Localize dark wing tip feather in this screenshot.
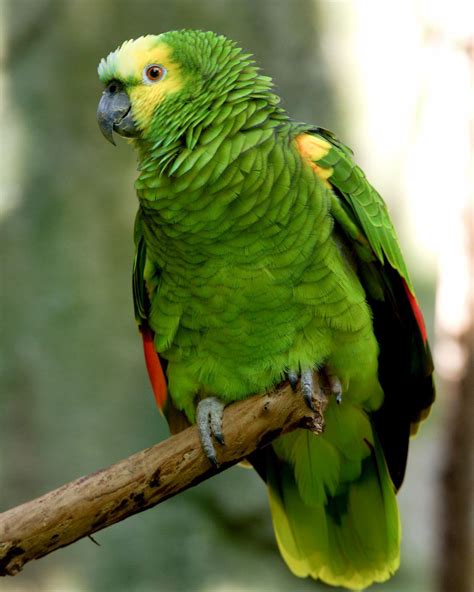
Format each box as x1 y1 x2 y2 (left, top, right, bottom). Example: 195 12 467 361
302 128 435 489
133 229 168 411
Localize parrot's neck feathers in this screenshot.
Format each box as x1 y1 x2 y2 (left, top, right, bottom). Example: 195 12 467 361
135 67 289 176
144 105 286 174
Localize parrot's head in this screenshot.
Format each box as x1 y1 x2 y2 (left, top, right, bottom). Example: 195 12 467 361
97 30 276 147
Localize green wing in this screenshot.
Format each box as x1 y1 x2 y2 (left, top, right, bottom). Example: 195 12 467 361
132 211 189 432
132 214 149 327
311 127 413 291
298 128 435 489
132 211 169 411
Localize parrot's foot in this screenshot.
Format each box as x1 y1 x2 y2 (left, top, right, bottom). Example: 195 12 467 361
286 368 324 411
287 370 299 392
285 367 343 408
301 369 320 411
196 397 226 467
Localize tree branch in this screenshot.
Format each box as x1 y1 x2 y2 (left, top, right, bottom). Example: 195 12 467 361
0 380 327 577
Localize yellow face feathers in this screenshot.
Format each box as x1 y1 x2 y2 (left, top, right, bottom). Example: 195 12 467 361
98 30 279 143
127 44 183 133
98 35 173 83
98 35 184 133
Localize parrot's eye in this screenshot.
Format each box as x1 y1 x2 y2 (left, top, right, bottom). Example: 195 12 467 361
144 64 166 83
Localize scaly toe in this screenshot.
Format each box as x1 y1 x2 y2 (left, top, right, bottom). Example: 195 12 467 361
301 369 317 411
196 397 226 466
286 370 299 392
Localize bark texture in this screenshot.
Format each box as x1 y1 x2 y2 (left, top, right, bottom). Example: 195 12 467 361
0 381 327 577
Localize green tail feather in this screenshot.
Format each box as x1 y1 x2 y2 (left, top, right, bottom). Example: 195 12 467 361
268 406 400 590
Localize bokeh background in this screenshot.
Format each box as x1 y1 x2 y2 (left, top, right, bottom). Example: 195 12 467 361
1 1 472 591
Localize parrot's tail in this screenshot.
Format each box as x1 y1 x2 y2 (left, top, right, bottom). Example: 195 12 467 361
266 402 400 590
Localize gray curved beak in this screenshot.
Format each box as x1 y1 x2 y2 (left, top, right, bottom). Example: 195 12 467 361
97 81 138 145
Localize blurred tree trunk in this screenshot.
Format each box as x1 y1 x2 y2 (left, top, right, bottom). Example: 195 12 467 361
437 206 474 592
436 37 474 592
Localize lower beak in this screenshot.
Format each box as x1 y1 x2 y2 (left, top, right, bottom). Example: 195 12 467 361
97 81 138 145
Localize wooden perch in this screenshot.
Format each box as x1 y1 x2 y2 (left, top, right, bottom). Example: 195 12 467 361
0 380 327 577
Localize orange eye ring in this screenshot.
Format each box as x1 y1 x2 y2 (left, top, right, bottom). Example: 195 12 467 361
144 64 166 83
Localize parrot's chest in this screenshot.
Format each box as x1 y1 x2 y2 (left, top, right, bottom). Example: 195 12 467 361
154 259 304 360
150 253 379 421
149 233 376 413
138 140 378 411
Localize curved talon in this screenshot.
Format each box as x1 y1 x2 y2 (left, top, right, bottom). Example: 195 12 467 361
210 405 225 446
301 369 316 411
290 367 342 410
286 370 299 392
196 397 225 467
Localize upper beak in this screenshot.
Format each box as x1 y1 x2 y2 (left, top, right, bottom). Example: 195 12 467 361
97 81 138 145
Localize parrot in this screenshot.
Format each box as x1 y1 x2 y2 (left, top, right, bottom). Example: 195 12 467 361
97 30 435 590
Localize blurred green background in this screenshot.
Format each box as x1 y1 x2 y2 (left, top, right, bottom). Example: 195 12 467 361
1 1 446 591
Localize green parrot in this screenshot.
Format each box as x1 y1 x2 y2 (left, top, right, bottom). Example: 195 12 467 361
97 30 435 590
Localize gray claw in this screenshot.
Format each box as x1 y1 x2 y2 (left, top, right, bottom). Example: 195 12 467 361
287 370 299 392
290 367 342 410
196 397 226 467
210 406 225 446
301 369 315 411
207 454 218 468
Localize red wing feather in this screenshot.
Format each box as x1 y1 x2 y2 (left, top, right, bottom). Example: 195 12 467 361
401 278 428 345
140 324 167 410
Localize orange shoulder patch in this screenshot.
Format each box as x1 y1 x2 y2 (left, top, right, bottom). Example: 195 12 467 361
295 133 334 187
